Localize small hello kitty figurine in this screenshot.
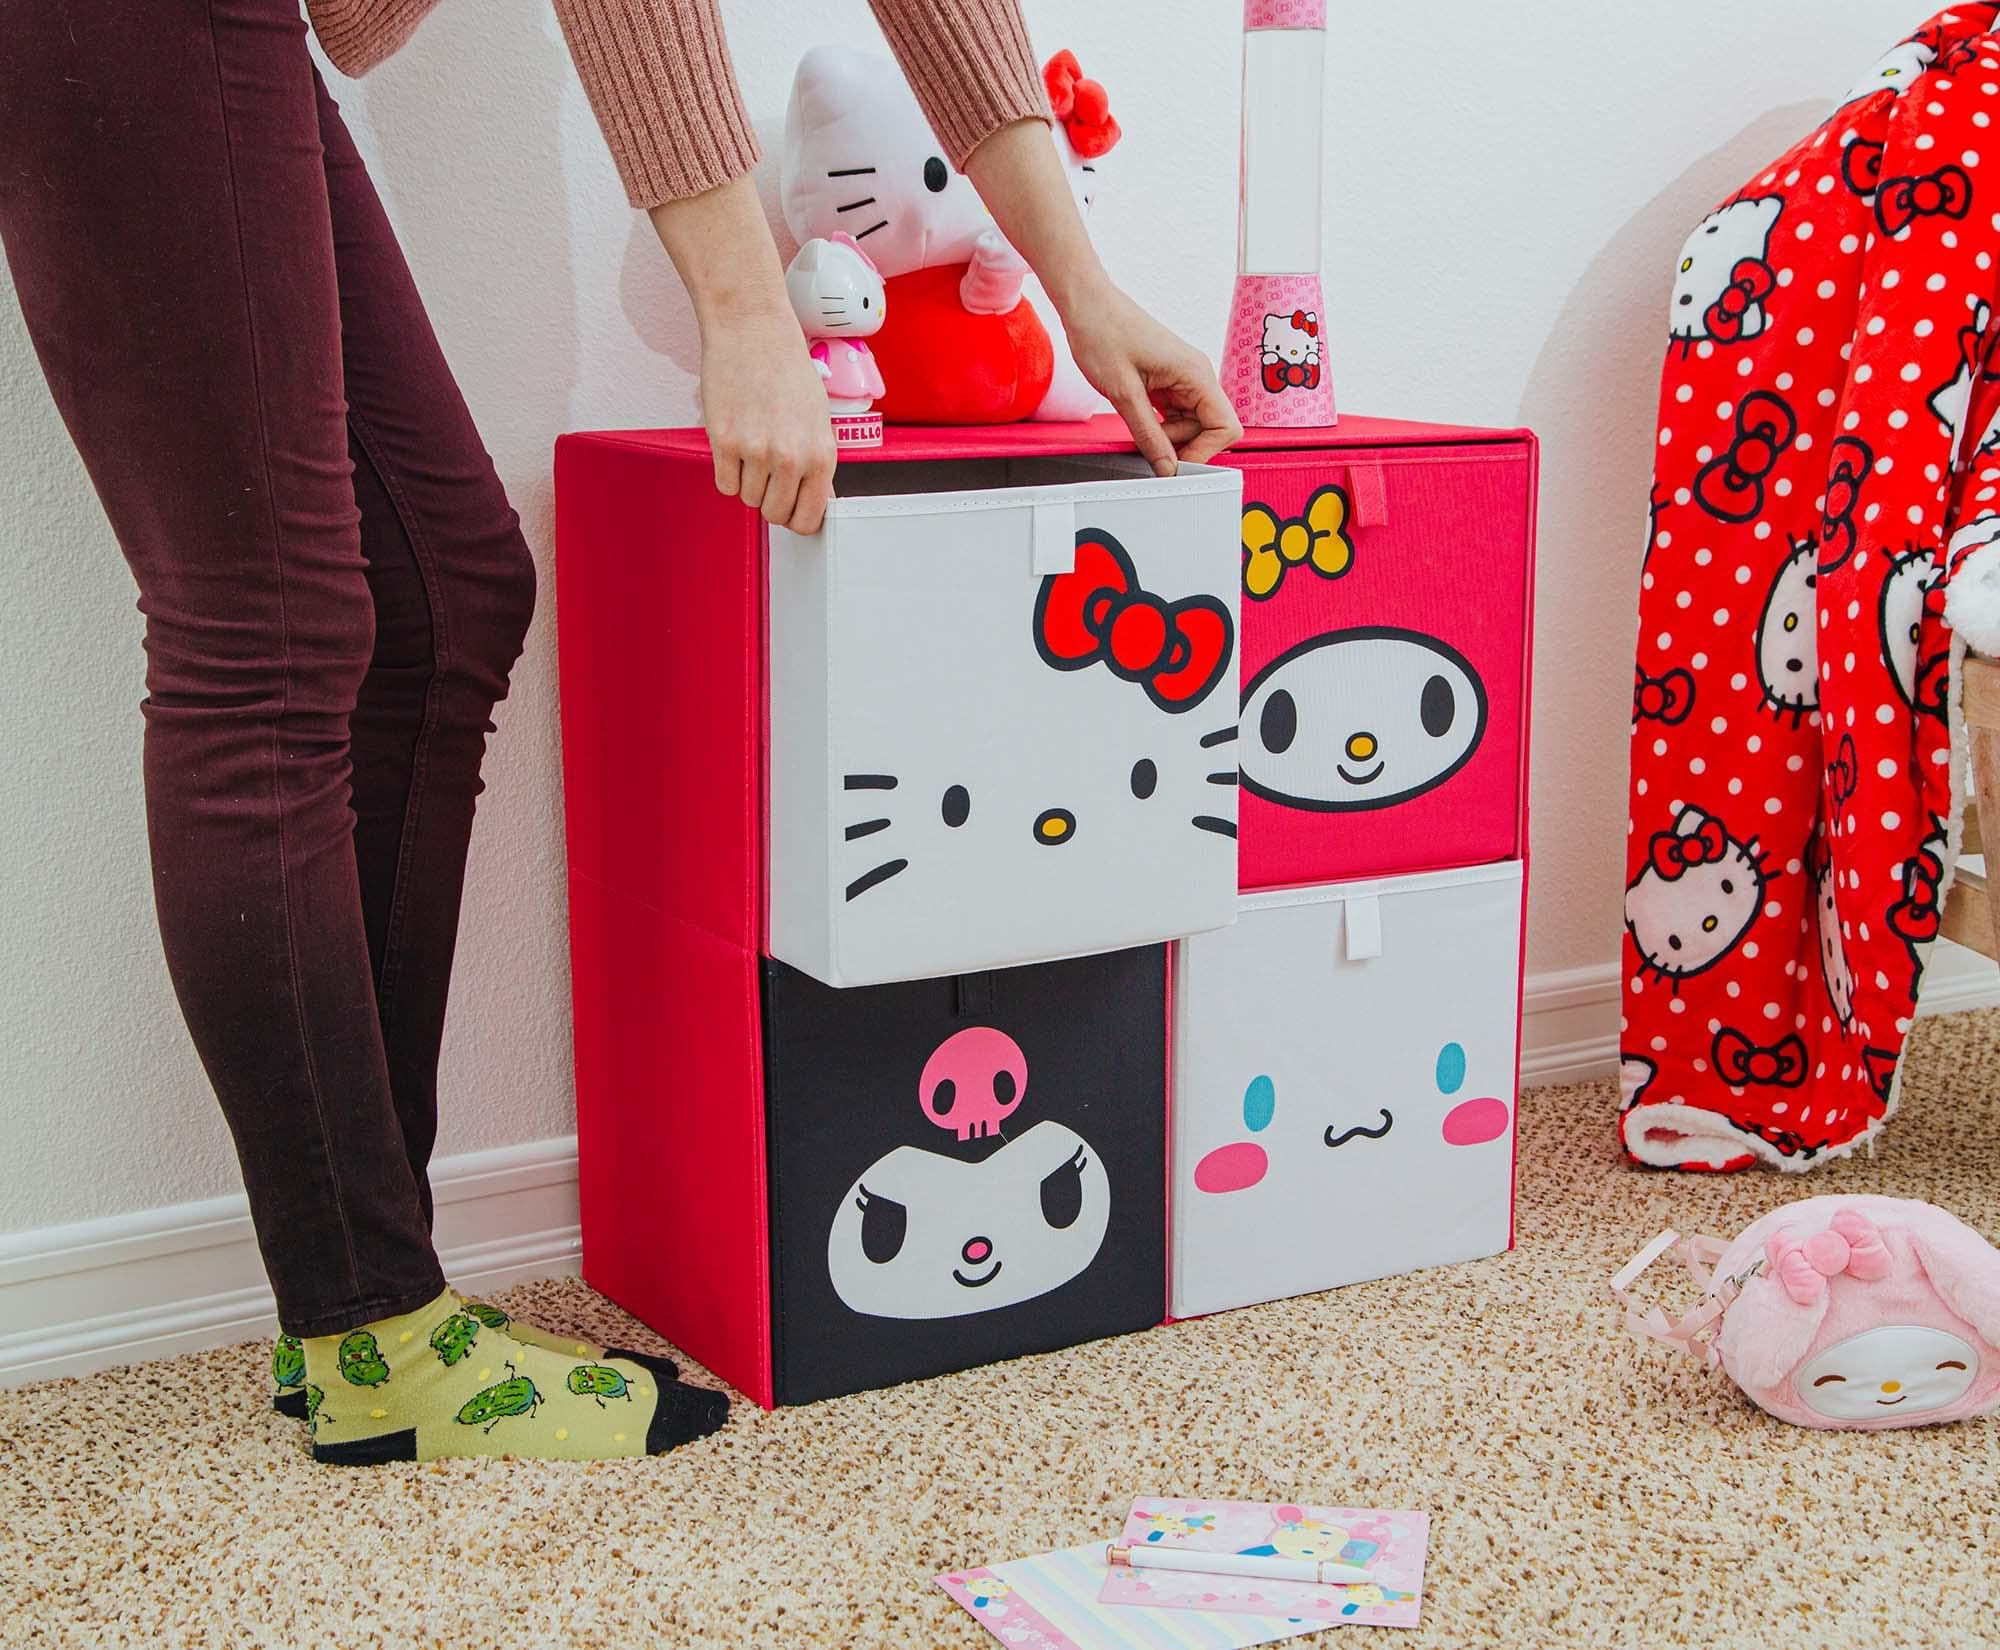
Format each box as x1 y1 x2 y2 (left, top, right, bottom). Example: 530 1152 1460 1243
785 233 887 449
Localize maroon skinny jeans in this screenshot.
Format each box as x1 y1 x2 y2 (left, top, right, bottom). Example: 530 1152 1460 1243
0 0 537 1334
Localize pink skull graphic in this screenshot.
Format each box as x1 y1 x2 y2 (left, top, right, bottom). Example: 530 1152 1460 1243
919 1027 1027 1141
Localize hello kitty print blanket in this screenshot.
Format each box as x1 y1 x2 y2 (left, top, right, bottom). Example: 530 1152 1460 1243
1622 6 2000 1172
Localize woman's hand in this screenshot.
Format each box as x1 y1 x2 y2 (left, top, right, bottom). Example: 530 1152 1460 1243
649 176 838 534
1057 276 1242 477
963 118 1242 476
698 311 839 534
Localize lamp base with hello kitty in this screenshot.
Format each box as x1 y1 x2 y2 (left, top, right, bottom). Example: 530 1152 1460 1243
1223 277 1335 428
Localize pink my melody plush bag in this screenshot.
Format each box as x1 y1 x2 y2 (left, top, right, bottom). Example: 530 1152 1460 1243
1611 1195 2000 1429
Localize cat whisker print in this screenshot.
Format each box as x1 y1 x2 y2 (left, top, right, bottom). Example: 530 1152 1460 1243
1200 724 1240 748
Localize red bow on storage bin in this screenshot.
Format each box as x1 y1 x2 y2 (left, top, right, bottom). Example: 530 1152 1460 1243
1034 533 1233 713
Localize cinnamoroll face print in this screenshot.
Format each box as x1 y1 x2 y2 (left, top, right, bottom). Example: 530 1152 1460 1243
1669 196 1782 344
827 1120 1109 1320
1837 38 1937 107
1755 538 1819 718
1796 1325 1978 1420
1624 806 1768 985
1238 628 1488 813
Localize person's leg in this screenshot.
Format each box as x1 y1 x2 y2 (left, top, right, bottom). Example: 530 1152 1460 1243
0 0 442 1333
313 74 627 1368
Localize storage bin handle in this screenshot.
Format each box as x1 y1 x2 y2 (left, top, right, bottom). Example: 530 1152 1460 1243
1346 462 1389 528
1030 501 1076 576
1343 895 1383 960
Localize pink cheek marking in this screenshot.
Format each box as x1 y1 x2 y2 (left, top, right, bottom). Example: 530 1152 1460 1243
1442 1097 1510 1146
1194 1141 1268 1193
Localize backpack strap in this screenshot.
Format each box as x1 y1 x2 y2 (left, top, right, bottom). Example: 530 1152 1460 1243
1608 1229 1739 1368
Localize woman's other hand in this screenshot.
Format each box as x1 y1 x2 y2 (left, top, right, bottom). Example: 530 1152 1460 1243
650 175 837 534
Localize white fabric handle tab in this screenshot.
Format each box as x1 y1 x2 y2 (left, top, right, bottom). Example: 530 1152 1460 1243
1031 501 1075 577
1343 894 1383 960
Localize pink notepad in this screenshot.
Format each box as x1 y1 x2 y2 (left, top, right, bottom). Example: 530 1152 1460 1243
1099 1499 1429 1628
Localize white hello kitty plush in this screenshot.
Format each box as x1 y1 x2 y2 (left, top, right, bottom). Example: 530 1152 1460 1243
781 46 1053 424
785 233 887 446
1260 310 1322 392
1669 196 1782 345
1624 805 1769 987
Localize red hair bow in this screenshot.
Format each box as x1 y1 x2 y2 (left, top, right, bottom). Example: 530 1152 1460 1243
1043 49 1122 161
1034 533 1233 713
1290 309 1318 337
1647 816 1727 880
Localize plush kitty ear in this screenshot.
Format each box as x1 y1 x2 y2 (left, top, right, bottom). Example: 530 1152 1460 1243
1674 807 1709 838
1724 1265 1830 1393
1908 1214 2000 1348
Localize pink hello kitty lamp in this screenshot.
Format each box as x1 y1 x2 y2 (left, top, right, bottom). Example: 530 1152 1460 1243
1222 0 1336 428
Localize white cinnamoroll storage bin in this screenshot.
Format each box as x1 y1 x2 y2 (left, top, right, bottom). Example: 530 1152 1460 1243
1170 860 1524 1318
767 455 1244 988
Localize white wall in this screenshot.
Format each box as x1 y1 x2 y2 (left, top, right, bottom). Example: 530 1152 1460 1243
0 0 1918 1234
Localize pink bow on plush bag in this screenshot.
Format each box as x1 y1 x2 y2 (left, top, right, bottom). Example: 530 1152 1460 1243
1765 1209 1894 1304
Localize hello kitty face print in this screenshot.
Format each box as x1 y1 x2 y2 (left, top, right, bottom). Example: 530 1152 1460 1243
831 526 1237 975
781 46 991 280
1929 300 1992 468
1880 549 1941 707
1755 538 1819 718
1811 837 1857 1030
1838 38 1937 107
1261 310 1322 393
1625 806 1769 987
1669 196 1782 345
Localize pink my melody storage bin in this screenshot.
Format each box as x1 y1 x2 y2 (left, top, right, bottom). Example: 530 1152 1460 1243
554 414 1535 1405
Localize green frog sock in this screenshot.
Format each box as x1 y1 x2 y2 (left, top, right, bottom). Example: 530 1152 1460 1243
295 1289 725 1464
272 1298 674 1417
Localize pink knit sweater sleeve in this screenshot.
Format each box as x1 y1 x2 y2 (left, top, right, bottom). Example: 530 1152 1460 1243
550 0 1049 209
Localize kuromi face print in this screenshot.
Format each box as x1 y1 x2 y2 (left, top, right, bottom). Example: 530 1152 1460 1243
1756 538 1820 718
1796 1325 1978 1420
828 1120 1109 1319
1669 197 1782 344
1838 39 1936 107
1625 806 1768 986
1238 628 1487 813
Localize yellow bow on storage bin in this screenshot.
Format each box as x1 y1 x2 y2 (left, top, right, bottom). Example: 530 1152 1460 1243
1241 485 1355 600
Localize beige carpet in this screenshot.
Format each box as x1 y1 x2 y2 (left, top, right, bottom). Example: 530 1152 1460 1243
8 1013 2000 1649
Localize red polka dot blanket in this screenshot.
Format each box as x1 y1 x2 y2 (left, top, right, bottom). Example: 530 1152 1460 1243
1622 6 2000 1172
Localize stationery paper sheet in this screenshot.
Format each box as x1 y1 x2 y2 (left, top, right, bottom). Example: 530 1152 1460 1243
1100 1499 1428 1629
938 1544 1325 1650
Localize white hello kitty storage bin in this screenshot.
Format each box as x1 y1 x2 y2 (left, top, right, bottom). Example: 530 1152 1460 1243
1170 861 1524 1319
767 452 1244 987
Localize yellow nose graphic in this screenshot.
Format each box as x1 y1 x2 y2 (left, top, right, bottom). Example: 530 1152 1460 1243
1346 732 1378 761
1702 915 1719 933
1033 807 1076 845
1882 1380 1902 1394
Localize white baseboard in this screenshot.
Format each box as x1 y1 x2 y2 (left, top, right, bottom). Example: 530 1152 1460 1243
0 1136 580 1387
4 948 1995 1387
1519 939 2000 1087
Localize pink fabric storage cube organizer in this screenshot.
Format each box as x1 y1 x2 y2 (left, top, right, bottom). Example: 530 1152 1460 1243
1217 429 1536 889
553 414 1536 1406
